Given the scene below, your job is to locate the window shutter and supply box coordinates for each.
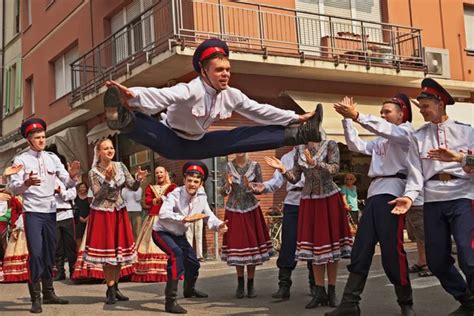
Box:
[465,7,474,50]
[55,57,65,99]
[14,60,22,109]
[4,67,10,115]
[296,0,323,53]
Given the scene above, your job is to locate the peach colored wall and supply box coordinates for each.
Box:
[21,0,127,124]
[387,0,474,82]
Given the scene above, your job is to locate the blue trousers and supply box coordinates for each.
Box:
[24,212,57,282]
[424,198,474,300]
[152,230,200,280]
[348,194,410,286]
[125,112,285,160]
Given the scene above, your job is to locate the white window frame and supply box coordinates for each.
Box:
[54,46,79,100]
[464,6,474,53]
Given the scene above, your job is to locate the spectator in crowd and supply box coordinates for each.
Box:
[74,183,90,249]
[407,195,433,278]
[340,173,359,225]
[122,181,144,240]
[54,178,77,281]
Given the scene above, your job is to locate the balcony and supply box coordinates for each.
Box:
[71,0,425,103]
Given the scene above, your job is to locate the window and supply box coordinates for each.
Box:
[26,0,32,26]
[54,46,79,99]
[14,0,20,33]
[296,0,383,55]
[3,61,22,115]
[111,0,154,64]
[464,6,474,52]
[26,77,35,115]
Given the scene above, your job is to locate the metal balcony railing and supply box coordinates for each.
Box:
[70,0,425,103]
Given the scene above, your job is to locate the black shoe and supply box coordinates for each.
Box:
[283,104,323,146]
[325,304,361,316]
[449,306,474,316]
[114,283,129,301]
[306,286,328,309]
[324,272,367,316]
[41,279,68,305]
[104,86,135,133]
[272,286,290,300]
[53,271,66,281]
[450,293,474,316]
[165,279,187,314]
[106,285,117,305]
[28,282,42,314]
[247,278,257,298]
[235,277,245,299]
[401,304,416,316]
[328,285,339,307]
[183,277,208,298]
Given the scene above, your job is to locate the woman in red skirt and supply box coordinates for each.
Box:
[84,138,147,304]
[266,140,353,309]
[131,166,176,282]
[221,153,273,298]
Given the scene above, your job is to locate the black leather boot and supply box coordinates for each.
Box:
[106,285,117,305]
[114,283,130,301]
[283,104,323,146]
[324,272,367,316]
[28,282,42,314]
[395,284,415,316]
[306,285,329,309]
[104,86,136,133]
[247,278,257,298]
[272,268,292,300]
[183,276,208,298]
[308,261,316,296]
[235,277,245,299]
[449,292,474,316]
[165,279,187,314]
[328,285,339,307]
[41,279,68,305]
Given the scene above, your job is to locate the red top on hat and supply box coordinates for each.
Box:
[185,165,205,177]
[199,47,227,62]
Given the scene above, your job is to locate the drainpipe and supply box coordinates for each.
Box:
[0,0,6,137]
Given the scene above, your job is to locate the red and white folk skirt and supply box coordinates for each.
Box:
[2,228,29,282]
[296,193,353,265]
[221,205,273,266]
[83,207,136,266]
[72,221,134,280]
[130,215,168,282]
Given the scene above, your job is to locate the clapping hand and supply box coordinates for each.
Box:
[334,96,358,120]
[135,166,149,181]
[24,171,41,187]
[0,192,12,202]
[105,165,115,182]
[264,156,285,173]
[219,220,229,233]
[3,164,23,177]
[249,182,265,194]
[303,149,316,166]
[68,161,81,179]
[225,174,234,191]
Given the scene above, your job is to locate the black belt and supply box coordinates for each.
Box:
[429,173,461,181]
[289,187,303,192]
[56,208,71,212]
[373,173,406,180]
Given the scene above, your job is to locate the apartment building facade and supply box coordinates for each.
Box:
[0,0,473,256]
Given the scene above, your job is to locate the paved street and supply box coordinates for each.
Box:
[0,244,460,315]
